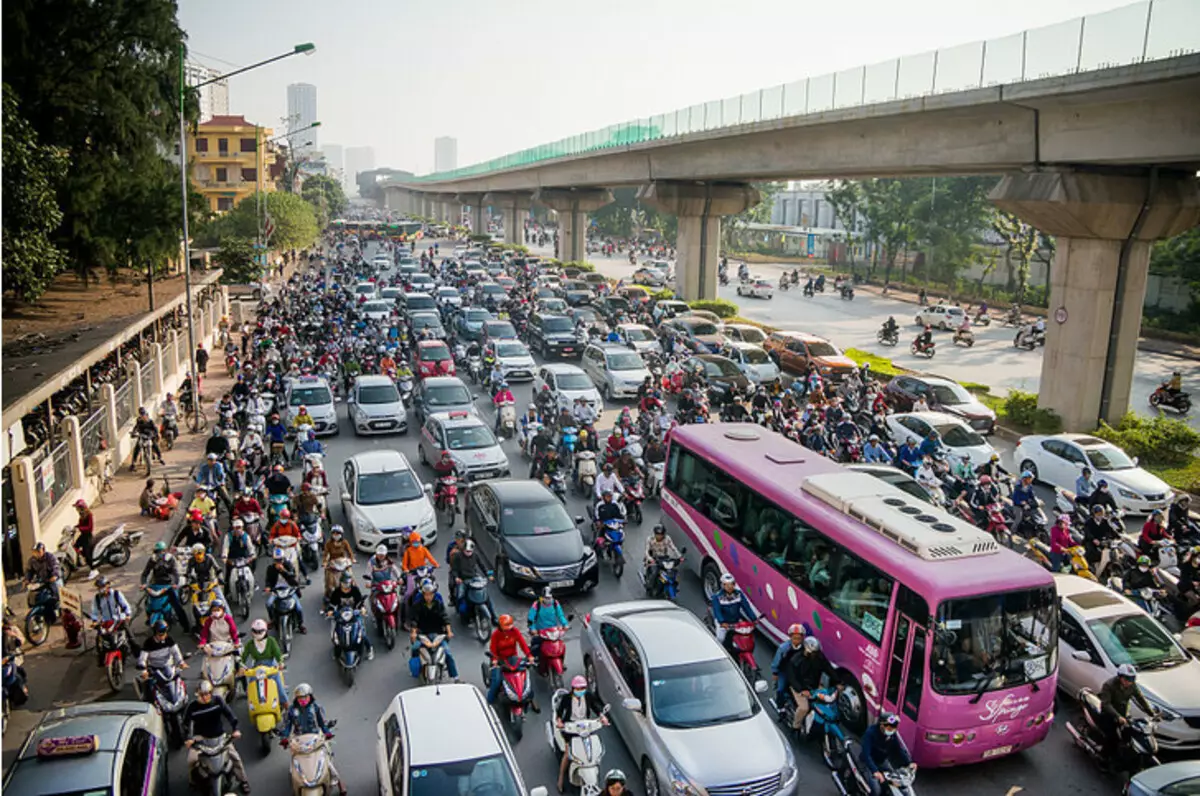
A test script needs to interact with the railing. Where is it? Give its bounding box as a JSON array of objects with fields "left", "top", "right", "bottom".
[
  {"left": 411, "top": 0, "right": 1199, "bottom": 183},
  {"left": 114, "top": 380, "right": 134, "bottom": 429},
  {"left": 80, "top": 406, "right": 109, "bottom": 462},
  {"left": 45, "top": 441, "right": 72, "bottom": 517},
  {"left": 140, "top": 361, "right": 156, "bottom": 403}
]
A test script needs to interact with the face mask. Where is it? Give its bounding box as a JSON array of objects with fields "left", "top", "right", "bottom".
[
  {"left": 882, "top": 728, "right": 896, "bottom": 738},
  {"left": 573, "top": 690, "right": 587, "bottom": 698},
  {"left": 1139, "top": 566, "right": 1150, "bottom": 572}
]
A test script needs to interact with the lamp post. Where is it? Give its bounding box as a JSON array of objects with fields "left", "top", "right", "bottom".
[{"left": 177, "top": 42, "right": 314, "bottom": 431}]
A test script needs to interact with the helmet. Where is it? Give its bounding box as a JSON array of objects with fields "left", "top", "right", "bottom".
[
  {"left": 653, "top": 524, "right": 666, "bottom": 536},
  {"left": 376, "top": 545, "right": 388, "bottom": 556},
  {"left": 528, "top": 403, "right": 538, "bottom": 411},
  {"left": 979, "top": 475, "right": 992, "bottom": 485},
  {"left": 272, "top": 548, "right": 285, "bottom": 560},
  {"left": 210, "top": 598, "right": 226, "bottom": 611},
  {"left": 197, "top": 680, "right": 214, "bottom": 695},
  {"left": 1091, "top": 503, "right": 1105, "bottom": 514},
  {"left": 206, "top": 453, "right": 218, "bottom": 461},
  {"left": 1020, "top": 470, "right": 1033, "bottom": 480},
  {"left": 152, "top": 618, "right": 170, "bottom": 634},
  {"left": 74, "top": 498, "right": 89, "bottom": 509},
  {"left": 804, "top": 637, "right": 821, "bottom": 653},
  {"left": 1117, "top": 663, "right": 1137, "bottom": 679},
  {"left": 293, "top": 683, "right": 313, "bottom": 699},
  {"left": 339, "top": 572, "right": 354, "bottom": 587},
  {"left": 420, "top": 580, "right": 436, "bottom": 594},
  {"left": 497, "top": 614, "right": 515, "bottom": 630},
  {"left": 330, "top": 525, "right": 343, "bottom": 536},
  {"left": 408, "top": 531, "right": 422, "bottom": 545},
  {"left": 1137, "top": 555, "right": 1152, "bottom": 567},
  {"left": 1097, "top": 479, "right": 1108, "bottom": 488},
  {"left": 604, "top": 770, "right": 627, "bottom": 786},
  {"left": 571, "top": 675, "right": 588, "bottom": 690},
  {"left": 192, "top": 543, "right": 206, "bottom": 556},
  {"left": 251, "top": 619, "right": 268, "bottom": 634},
  {"left": 879, "top": 711, "right": 901, "bottom": 728},
  {"left": 989, "top": 453, "right": 1000, "bottom": 462},
  {"left": 787, "top": 623, "right": 806, "bottom": 637},
  {"left": 719, "top": 573, "right": 736, "bottom": 587},
  {"left": 462, "top": 540, "right": 475, "bottom": 554},
  {"left": 279, "top": 509, "right": 291, "bottom": 520},
  {"left": 232, "top": 518, "right": 244, "bottom": 528},
  {"left": 154, "top": 541, "right": 167, "bottom": 552}
]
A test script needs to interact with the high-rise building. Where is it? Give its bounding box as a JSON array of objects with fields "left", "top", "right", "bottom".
[
  {"left": 344, "top": 146, "right": 376, "bottom": 195},
  {"left": 286, "top": 83, "right": 318, "bottom": 156},
  {"left": 184, "top": 61, "right": 229, "bottom": 123},
  {"left": 434, "top": 136, "right": 457, "bottom": 172},
  {"left": 323, "top": 144, "right": 344, "bottom": 186}
]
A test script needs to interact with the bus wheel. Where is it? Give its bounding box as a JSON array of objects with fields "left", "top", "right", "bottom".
[
  {"left": 839, "top": 673, "right": 868, "bottom": 734},
  {"left": 701, "top": 561, "right": 722, "bottom": 602}
]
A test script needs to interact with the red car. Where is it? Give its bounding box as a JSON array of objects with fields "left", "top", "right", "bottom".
[{"left": 415, "top": 340, "right": 456, "bottom": 379}]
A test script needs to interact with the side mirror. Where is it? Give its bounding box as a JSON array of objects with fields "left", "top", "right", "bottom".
[
  {"left": 530, "top": 788, "right": 550, "bottom": 796},
  {"left": 754, "top": 680, "right": 769, "bottom": 694},
  {"left": 622, "top": 697, "right": 643, "bottom": 713},
  {"left": 423, "top": 483, "right": 434, "bottom": 495},
  {"left": 485, "top": 523, "right": 498, "bottom": 534},
  {"left": 574, "top": 515, "right": 585, "bottom": 525},
  {"left": 1070, "top": 649, "right": 1093, "bottom": 663},
  {"left": 1132, "top": 456, "right": 1139, "bottom": 466},
  {"left": 679, "top": 546, "right": 688, "bottom": 556},
  {"left": 473, "top": 394, "right": 481, "bottom": 401}
]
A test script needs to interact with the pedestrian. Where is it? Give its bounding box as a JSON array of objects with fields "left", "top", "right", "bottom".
[
  {"left": 195, "top": 343, "right": 209, "bottom": 376},
  {"left": 73, "top": 499, "right": 97, "bottom": 577}
]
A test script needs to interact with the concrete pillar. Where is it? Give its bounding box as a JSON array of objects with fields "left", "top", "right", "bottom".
[
  {"left": 637, "top": 181, "right": 760, "bottom": 301},
  {"left": 151, "top": 343, "right": 165, "bottom": 395},
  {"left": 127, "top": 360, "right": 143, "bottom": 418},
  {"left": 167, "top": 329, "right": 181, "bottom": 377},
  {"left": 100, "top": 384, "right": 119, "bottom": 456},
  {"left": 991, "top": 171, "right": 1200, "bottom": 431},
  {"left": 457, "top": 194, "right": 486, "bottom": 235},
  {"left": 10, "top": 456, "right": 42, "bottom": 555},
  {"left": 485, "top": 192, "right": 533, "bottom": 246},
  {"left": 533, "top": 188, "right": 613, "bottom": 264},
  {"left": 61, "top": 415, "right": 86, "bottom": 492}
]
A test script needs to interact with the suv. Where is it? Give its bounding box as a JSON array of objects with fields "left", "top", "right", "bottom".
[
  {"left": 527, "top": 313, "right": 582, "bottom": 359},
  {"left": 915, "top": 304, "right": 966, "bottom": 330},
  {"left": 285, "top": 374, "right": 339, "bottom": 436},
  {"left": 763, "top": 331, "right": 856, "bottom": 381},
  {"left": 456, "top": 308, "right": 494, "bottom": 342},
  {"left": 340, "top": 450, "right": 437, "bottom": 552},
  {"left": 375, "top": 684, "right": 547, "bottom": 796},
  {"left": 418, "top": 411, "right": 510, "bottom": 481},
  {"left": 581, "top": 343, "right": 651, "bottom": 400},
  {"left": 884, "top": 374, "right": 996, "bottom": 434},
  {"left": 399, "top": 292, "right": 437, "bottom": 314}
]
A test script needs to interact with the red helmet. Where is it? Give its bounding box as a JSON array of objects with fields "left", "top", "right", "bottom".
[
  {"left": 497, "top": 614, "right": 515, "bottom": 630},
  {"left": 279, "top": 509, "right": 291, "bottom": 519}
]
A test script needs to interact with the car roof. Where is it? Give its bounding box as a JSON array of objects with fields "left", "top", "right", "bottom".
[
  {"left": 617, "top": 323, "right": 652, "bottom": 331},
  {"left": 725, "top": 323, "right": 760, "bottom": 332},
  {"left": 693, "top": 353, "right": 736, "bottom": 364},
  {"left": 897, "top": 411, "right": 970, "bottom": 427},
  {"left": 1053, "top": 574, "right": 1142, "bottom": 618},
  {"left": 725, "top": 341, "right": 763, "bottom": 351},
  {"left": 483, "top": 478, "right": 558, "bottom": 504},
  {"left": 354, "top": 374, "right": 397, "bottom": 388},
  {"left": 542, "top": 362, "right": 587, "bottom": 375},
  {"left": 594, "top": 343, "right": 637, "bottom": 355},
  {"left": 420, "top": 376, "right": 469, "bottom": 389},
  {"left": 1130, "top": 761, "right": 1200, "bottom": 792},
  {"left": 773, "top": 330, "right": 825, "bottom": 342},
  {"left": 349, "top": 449, "right": 411, "bottom": 474},
  {"left": 593, "top": 602, "right": 724, "bottom": 667},
  {"left": 430, "top": 411, "right": 487, "bottom": 429},
  {"left": 398, "top": 685, "right": 503, "bottom": 765},
  {"left": 288, "top": 375, "right": 331, "bottom": 390}
]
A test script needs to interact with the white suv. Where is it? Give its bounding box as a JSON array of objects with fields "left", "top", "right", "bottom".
[
  {"left": 581, "top": 343, "right": 651, "bottom": 400},
  {"left": 284, "top": 375, "right": 339, "bottom": 436}
]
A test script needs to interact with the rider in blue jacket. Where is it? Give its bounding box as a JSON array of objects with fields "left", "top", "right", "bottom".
[
  {"left": 917, "top": 431, "right": 943, "bottom": 460},
  {"left": 861, "top": 712, "right": 915, "bottom": 796},
  {"left": 770, "top": 624, "right": 808, "bottom": 703},
  {"left": 527, "top": 587, "right": 569, "bottom": 661},
  {"left": 709, "top": 573, "right": 759, "bottom": 654},
  {"left": 896, "top": 438, "right": 923, "bottom": 474}
]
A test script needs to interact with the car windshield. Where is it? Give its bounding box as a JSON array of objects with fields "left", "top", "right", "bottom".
[
  {"left": 408, "top": 753, "right": 522, "bottom": 796},
  {"left": 740, "top": 348, "right": 770, "bottom": 365},
  {"left": 424, "top": 385, "right": 470, "bottom": 407},
  {"left": 929, "top": 383, "right": 971, "bottom": 405},
  {"left": 420, "top": 345, "right": 451, "bottom": 362},
  {"left": 649, "top": 658, "right": 761, "bottom": 729},
  {"left": 495, "top": 342, "right": 528, "bottom": 358},
  {"left": 555, "top": 372, "right": 592, "bottom": 391},
  {"left": 445, "top": 425, "right": 496, "bottom": 450},
  {"left": 703, "top": 358, "right": 741, "bottom": 378},
  {"left": 362, "top": 301, "right": 390, "bottom": 313},
  {"left": 482, "top": 285, "right": 504, "bottom": 294},
  {"left": 1087, "top": 613, "right": 1190, "bottom": 670},
  {"left": 541, "top": 299, "right": 567, "bottom": 311},
  {"left": 606, "top": 352, "right": 645, "bottom": 371},
  {"left": 931, "top": 586, "right": 1058, "bottom": 696},
  {"left": 936, "top": 423, "right": 985, "bottom": 448},
  {"left": 411, "top": 315, "right": 440, "bottom": 329},
  {"left": 438, "top": 288, "right": 458, "bottom": 298},
  {"left": 624, "top": 327, "right": 654, "bottom": 342},
  {"left": 406, "top": 298, "right": 436, "bottom": 310},
  {"left": 605, "top": 297, "right": 630, "bottom": 310},
  {"left": 356, "top": 470, "right": 423, "bottom": 505},
  {"left": 502, "top": 500, "right": 575, "bottom": 536},
  {"left": 355, "top": 284, "right": 375, "bottom": 294},
  {"left": 290, "top": 386, "right": 332, "bottom": 406},
  {"left": 806, "top": 341, "right": 840, "bottom": 358},
  {"left": 487, "top": 323, "right": 517, "bottom": 338},
  {"left": 687, "top": 322, "right": 720, "bottom": 336},
  {"left": 543, "top": 317, "right": 574, "bottom": 333},
  {"left": 735, "top": 328, "right": 765, "bottom": 344},
  {"left": 465, "top": 310, "right": 490, "bottom": 323},
  {"left": 1084, "top": 444, "right": 1136, "bottom": 471},
  {"left": 571, "top": 310, "right": 598, "bottom": 323},
  {"left": 358, "top": 384, "right": 400, "bottom": 404}
]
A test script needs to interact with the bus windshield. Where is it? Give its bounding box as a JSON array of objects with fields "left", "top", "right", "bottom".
[{"left": 931, "top": 586, "right": 1058, "bottom": 696}]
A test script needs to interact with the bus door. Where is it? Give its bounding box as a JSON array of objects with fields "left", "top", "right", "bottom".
[{"left": 882, "top": 586, "right": 929, "bottom": 724}]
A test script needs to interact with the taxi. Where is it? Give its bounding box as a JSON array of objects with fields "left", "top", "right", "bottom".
[
  {"left": 414, "top": 339, "right": 456, "bottom": 379},
  {"left": 418, "top": 411, "right": 510, "bottom": 482}
]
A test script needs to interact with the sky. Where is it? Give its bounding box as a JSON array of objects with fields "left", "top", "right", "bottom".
[{"left": 177, "top": 0, "right": 1140, "bottom": 176}]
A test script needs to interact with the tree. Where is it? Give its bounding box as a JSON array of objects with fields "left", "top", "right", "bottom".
[
  {"left": 220, "top": 192, "right": 320, "bottom": 251},
  {"left": 1, "top": 85, "right": 69, "bottom": 303},
  {"left": 3, "top": 0, "right": 193, "bottom": 285},
  {"left": 991, "top": 210, "right": 1042, "bottom": 301},
  {"left": 723, "top": 181, "right": 783, "bottom": 251},
  {"left": 858, "top": 179, "right": 923, "bottom": 283},
  {"left": 213, "top": 238, "right": 260, "bottom": 284},
  {"left": 301, "top": 174, "right": 347, "bottom": 226},
  {"left": 825, "top": 181, "right": 862, "bottom": 266},
  {"left": 911, "top": 176, "right": 993, "bottom": 284}
]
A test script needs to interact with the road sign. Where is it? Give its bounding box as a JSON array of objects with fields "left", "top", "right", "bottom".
[
  {"left": 264, "top": 215, "right": 276, "bottom": 241},
  {"left": 61, "top": 588, "right": 82, "bottom": 618}
]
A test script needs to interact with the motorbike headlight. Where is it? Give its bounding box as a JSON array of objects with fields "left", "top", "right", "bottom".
[
  {"left": 508, "top": 561, "right": 536, "bottom": 578},
  {"left": 667, "top": 762, "right": 700, "bottom": 796}
]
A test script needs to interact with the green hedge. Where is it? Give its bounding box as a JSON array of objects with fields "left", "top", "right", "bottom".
[
  {"left": 688, "top": 298, "right": 739, "bottom": 319},
  {"left": 1003, "top": 390, "right": 1063, "bottom": 434},
  {"left": 1094, "top": 413, "right": 1200, "bottom": 468},
  {"left": 844, "top": 349, "right": 906, "bottom": 380},
  {"left": 650, "top": 289, "right": 676, "bottom": 302},
  {"left": 561, "top": 260, "right": 595, "bottom": 273},
  {"left": 469, "top": 233, "right": 491, "bottom": 243}
]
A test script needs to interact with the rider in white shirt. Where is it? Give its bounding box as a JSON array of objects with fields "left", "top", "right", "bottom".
[
  {"left": 915, "top": 458, "right": 943, "bottom": 493},
  {"left": 593, "top": 464, "right": 624, "bottom": 501},
  {"left": 572, "top": 399, "right": 597, "bottom": 427}
]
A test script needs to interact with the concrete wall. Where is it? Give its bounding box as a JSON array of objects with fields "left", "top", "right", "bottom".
[{"left": 958, "top": 257, "right": 1195, "bottom": 312}]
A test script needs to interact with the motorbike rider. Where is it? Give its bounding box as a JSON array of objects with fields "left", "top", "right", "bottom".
[
  {"left": 1163, "top": 370, "right": 1184, "bottom": 400},
  {"left": 129, "top": 407, "right": 165, "bottom": 470},
  {"left": 449, "top": 539, "right": 496, "bottom": 619},
  {"left": 91, "top": 575, "right": 136, "bottom": 662},
  {"left": 1089, "top": 479, "right": 1120, "bottom": 515},
  {"left": 264, "top": 548, "right": 307, "bottom": 635},
  {"left": 321, "top": 526, "right": 356, "bottom": 590},
  {"left": 136, "top": 618, "right": 187, "bottom": 701},
  {"left": 25, "top": 541, "right": 63, "bottom": 605},
  {"left": 204, "top": 425, "right": 231, "bottom": 461},
  {"left": 1074, "top": 467, "right": 1097, "bottom": 509},
  {"left": 1138, "top": 509, "right": 1173, "bottom": 557},
  {"left": 221, "top": 520, "right": 256, "bottom": 592},
  {"left": 407, "top": 580, "right": 459, "bottom": 680},
  {"left": 239, "top": 618, "right": 287, "bottom": 712},
  {"left": 324, "top": 571, "right": 374, "bottom": 662},
  {"left": 534, "top": 384, "right": 557, "bottom": 418},
  {"left": 367, "top": 545, "right": 402, "bottom": 583},
  {"left": 198, "top": 598, "right": 240, "bottom": 656},
  {"left": 554, "top": 674, "right": 609, "bottom": 793},
  {"left": 296, "top": 483, "right": 322, "bottom": 525},
  {"left": 1097, "top": 664, "right": 1159, "bottom": 764},
  {"left": 862, "top": 434, "right": 892, "bottom": 465},
  {"left": 527, "top": 586, "right": 569, "bottom": 663},
  {"left": 783, "top": 636, "right": 839, "bottom": 731},
  {"left": 594, "top": 463, "right": 624, "bottom": 500},
  {"left": 486, "top": 614, "right": 534, "bottom": 706},
  {"left": 915, "top": 324, "right": 933, "bottom": 353},
  {"left": 492, "top": 381, "right": 516, "bottom": 432},
  {"left": 264, "top": 413, "right": 288, "bottom": 460},
  {"left": 615, "top": 448, "right": 642, "bottom": 486},
  {"left": 896, "top": 438, "right": 923, "bottom": 474},
  {"left": 643, "top": 524, "right": 682, "bottom": 588},
  {"left": 770, "top": 624, "right": 808, "bottom": 705},
  {"left": 593, "top": 491, "right": 626, "bottom": 538},
  {"left": 233, "top": 488, "right": 263, "bottom": 522},
  {"left": 532, "top": 445, "right": 565, "bottom": 484},
  {"left": 861, "top": 712, "right": 916, "bottom": 796},
  {"left": 709, "top": 573, "right": 759, "bottom": 654},
  {"left": 278, "top": 684, "right": 344, "bottom": 795},
  {"left": 195, "top": 453, "right": 231, "bottom": 511},
  {"left": 1124, "top": 556, "right": 1163, "bottom": 611},
  {"left": 519, "top": 404, "right": 543, "bottom": 442},
  {"left": 183, "top": 680, "right": 251, "bottom": 794},
  {"left": 268, "top": 510, "right": 309, "bottom": 580},
  {"left": 915, "top": 457, "right": 943, "bottom": 498},
  {"left": 1168, "top": 494, "right": 1198, "bottom": 541},
  {"left": 1081, "top": 503, "right": 1121, "bottom": 570},
  {"left": 1010, "top": 471, "right": 1039, "bottom": 534},
  {"left": 401, "top": 531, "right": 438, "bottom": 573},
  {"left": 975, "top": 452, "right": 1005, "bottom": 482}
]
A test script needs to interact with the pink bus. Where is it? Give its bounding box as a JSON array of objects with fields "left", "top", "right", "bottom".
[{"left": 661, "top": 424, "right": 1058, "bottom": 767}]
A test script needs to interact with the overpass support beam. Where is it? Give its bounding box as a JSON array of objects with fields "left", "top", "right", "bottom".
[
  {"left": 637, "top": 181, "right": 760, "bottom": 301},
  {"left": 457, "top": 193, "right": 487, "bottom": 235},
  {"left": 991, "top": 171, "right": 1200, "bottom": 432},
  {"left": 484, "top": 192, "right": 532, "bottom": 246},
  {"left": 534, "top": 188, "right": 614, "bottom": 263}
]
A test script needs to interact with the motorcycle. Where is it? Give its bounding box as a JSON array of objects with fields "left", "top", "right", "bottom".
[
  {"left": 1149, "top": 386, "right": 1191, "bottom": 415},
  {"left": 645, "top": 460, "right": 665, "bottom": 499},
  {"left": 189, "top": 580, "right": 224, "bottom": 633},
  {"left": 200, "top": 640, "right": 239, "bottom": 701},
  {"left": 484, "top": 655, "right": 535, "bottom": 741},
  {"left": 189, "top": 733, "right": 236, "bottom": 796},
  {"left": 910, "top": 339, "right": 935, "bottom": 359},
  {"left": 972, "top": 311, "right": 992, "bottom": 327},
  {"left": 300, "top": 515, "right": 323, "bottom": 573},
  {"left": 160, "top": 417, "right": 179, "bottom": 450},
  {"left": 239, "top": 512, "right": 266, "bottom": 557},
  {"left": 459, "top": 575, "right": 495, "bottom": 642},
  {"left": 574, "top": 450, "right": 598, "bottom": 497},
  {"left": 324, "top": 557, "right": 353, "bottom": 598},
  {"left": 243, "top": 663, "right": 284, "bottom": 754},
  {"left": 329, "top": 604, "right": 367, "bottom": 687},
  {"left": 952, "top": 328, "right": 975, "bottom": 347},
  {"left": 397, "top": 376, "right": 414, "bottom": 407},
  {"left": 622, "top": 478, "right": 645, "bottom": 525},
  {"left": 1014, "top": 324, "right": 1045, "bottom": 350},
  {"left": 840, "top": 285, "right": 855, "bottom": 301},
  {"left": 416, "top": 633, "right": 449, "bottom": 685},
  {"left": 85, "top": 523, "right": 143, "bottom": 572},
  {"left": 728, "top": 619, "right": 761, "bottom": 681},
  {"left": 533, "top": 626, "right": 568, "bottom": 692},
  {"left": 640, "top": 550, "right": 686, "bottom": 601},
  {"left": 1002, "top": 307, "right": 1023, "bottom": 327},
  {"left": 369, "top": 576, "right": 401, "bottom": 650},
  {"left": 546, "top": 692, "right": 611, "bottom": 796},
  {"left": 1065, "top": 687, "right": 1171, "bottom": 776},
  {"left": 877, "top": 328, "right": 899, "bottom": 347},
  {"left": 545, "top": 470, "right": 568, "bottom": 504},
  {"left": 287, "top": 728, "right": 338, "bottom": 796},
  {"left": 593, "top": 519, "right": 626, "bottom": 578},
  {"left": 268, "top": 585, "right": 302, "bottom": 656},
  {"left": 94, "top": 619, "right": 132, "bottom": 693},
  {"left": 434, "top": 474, "right": 460, "bottom": 527},
  {"left": 2, "top": 652, "right": 28, "bottom": 718},
  {"left": 521, "top": 422, "right": 544, "bottom": 459},
  {"left": 498, "top": 401, "right": 518, "bottom": 439},
  {"left": 22, "top": 582, "right": 59, "bottom": 646},
  {"left": 228, "top": 557, "right": 255, "bottom": 620},
  {"left": 141, "top": 659, "right": 188, "bottom": 748},
  {"left": 801, "top": 688, "right": 864, "bottom": 776},
  {"left": 267, "top": 493, "right": 290, "bottom": 527}
]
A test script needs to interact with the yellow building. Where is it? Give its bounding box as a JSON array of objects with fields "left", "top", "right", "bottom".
[{"left": 188, "top": 115, "right": 279, "bottom": 213}]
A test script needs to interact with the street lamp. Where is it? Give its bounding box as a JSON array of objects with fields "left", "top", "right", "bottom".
[{"left": 176, "top": 42, "right": 315, "bottom": 431}]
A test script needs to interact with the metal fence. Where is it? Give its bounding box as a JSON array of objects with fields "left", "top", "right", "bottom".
[
  {"left": 44, "top": 441, "right": 73, "bottom": 517},
  {"left": 140, "top": 361, "right": 156, "bottom": 404},
  {"left": 30, "top": 448, "right": 49, "bottom": 517},
  {"left": 114, "top": 379, "right": 134, "bottom": 429},
  {"left": 412, "top": 0, "right": 1200, "bottom": 182},
  {"left": 80, "top": 405, "right": 109, "bottom": 462}
]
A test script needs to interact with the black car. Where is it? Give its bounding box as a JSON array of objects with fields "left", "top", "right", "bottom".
[
  {"left": 465, "top": 480, "right": 598, "bottom": 597},
  {"left": 682, "top": 354, "right": 751, "bottom": 395},
  {"left": 593, "top": 296, "right": 631, "bottom": 324},
  {"left": 527, "top": 313, "right": 583, "bottom": 359}
]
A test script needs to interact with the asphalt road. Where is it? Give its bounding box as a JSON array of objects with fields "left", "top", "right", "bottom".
[{"left": 547, "top": 245, "right": 1197, "bottom": 431}]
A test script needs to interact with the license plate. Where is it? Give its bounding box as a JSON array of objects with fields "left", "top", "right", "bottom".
[
  {"left": 982, "top": 745, "right": 1013, "bottom": 758},
  {"left": 561, "top": 347, "right": 574, "bottom": 353},
  {"left": 549, "top": 580, "right": 573, "bottom": 589}
]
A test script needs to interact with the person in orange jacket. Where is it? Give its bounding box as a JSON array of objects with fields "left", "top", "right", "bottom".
[
  {"left": 268, "top": 509, "right": 309, "bottom": 579},
  {"left": 401, "top": 531, "right": 438, "bottom": 573}
]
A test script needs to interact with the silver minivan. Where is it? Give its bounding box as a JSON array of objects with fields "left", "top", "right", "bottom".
[{"left": 581, "top": 343, "right": 651, "bottom": 401}]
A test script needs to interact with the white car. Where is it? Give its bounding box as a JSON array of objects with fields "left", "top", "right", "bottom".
[
  {"left": 380, "top": 286, "right": 403, "bottom": 302},
  {"left": 533, "top": 363, "right": 603, "bottom": 414},
  {"left": 436, "top": 286, "right": 462, "bottom": 308},
  {"left": 361, "top": 299, "right": 392, "bottom": 322},
  {"left": 1014, "top": 433, "right": 1173, "bottom": 515},
  {"left": 885, "top": 411, "right": 997, "bottom": 468},
  {"left": 723, "top": 342, "right": 779, "bottom": 384},
  {"left": 371, "top": 255, "right": 391, "bottom": 270},
  {"left": 340, "top": 450, "right": 436, "bottom": 552},
  {"left": 418, "top": 411, "right": 511, "bottom": 482},
  {"left": 284, "top": 375, "right": 339, "bottom": 436},
  {"left": 354, "top": 282, "right": 378, "bottom": 300},
  {"left": 914, "top": 304, "right": 966, "bottom": 330},
  {"left": 489, "top": 339, "right": 536, "bottom": 382},
  {"left": 581, "top": 343, "right": 651, "bottom": 401},
  {"left": 348, "top": 375, "right": 407, "bottom": 436},
  {"left": 615, "top": 323, "right": 662, "bottom": 356},
  {"left": 1055, "top": 574, "right": 1200, "bottom": 753},
  {"left": 736, "top": 277, "right": 775, "bottom": 299},
  {"left": 723, "top": 323, "right": 768, "bottom": 346}
]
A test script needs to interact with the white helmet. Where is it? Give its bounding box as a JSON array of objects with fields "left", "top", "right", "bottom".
[{"left": 375, "top": 545, "right": 388, "bottom": 557}]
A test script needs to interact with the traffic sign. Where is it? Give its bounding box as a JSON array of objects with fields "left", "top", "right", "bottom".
[{"left": 264, "top": 214, "right": 276, "bottom": 241}]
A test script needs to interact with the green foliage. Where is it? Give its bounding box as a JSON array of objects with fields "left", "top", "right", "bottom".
[
  {"left": 843, "top": 349, "right": 905, "bottom": 380},
  {"left": 498, "top": 243, "right": 529, "bottom": 254},
  {"left": 650, "top": 289, "right": 676, "bottom": 302},
  {"left": 1, "top": 85, "right": 68, "bottom": 302},
  {"left": 722, "top": 182, "right": 784, "bottom": 249},
  {"left": 220, "top": 192, "right": 320, "bottom": 251},
  {"left": 1149, "top": 227, "right": 1200, "bottom": 282},
  {"left": 3, "top": 0, "right": 193, "bottom": 283},
  {"left": 301, "top": 175, "right": 347, "bottom": 225},
  {"left": 589, "top": 187, "right": 676, "bottom": 241},
  {"left": 1094, "top": 413, "right": 1200, "bottom": 468},
  {"left": 561, "top": 260, "right": 595, "bottom": 273},
  {"left": 214, "top": 238, "right": 261, "bottom": 284},
  {"left": 1004, "top": 390, "right": 1063, "bottom": 434},
  {"left": 688, "top": 298, "right": 739, "bottom": 319},
  {"left": 469, "top": 233, "right": 492, "bottom": 243},
  {"left": 911, "top": 177, "right": 993, "bottom": 283}
]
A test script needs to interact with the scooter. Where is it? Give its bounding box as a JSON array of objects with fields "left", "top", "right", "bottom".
[
  {"left": 876, "top": 328, "right": 899, "bottom": 347},
  {"left": 1014, "top": 324, "right": 1045, "bottom": 350},
  {"left": 287, "top": 727, "right": 338, "bottom": 796},
  {"left": 243, "top": 663, "right": 284, "bottom": 754},
  {"left": 498, "top": 401, "right": 518, "bottom": 439},
  {"left": 574, "top": 451, "right": 597, "bottom": 497},
  {"left": 1149, "top": 386, "right": 1191, "bottom": 415},
  {"left": 533, "top": 626, "right": 569, "bottom": 692},
  {"left": 2, "top": 653, "right": 29, "bottom": 717},
  {"left": 329, "top": 604, "right": 367, "bottom": 687},
  {"left": 397, "top": 375, "right": 414, "bottom": 407},
  {"left": 22, "top": 582, "right": 59, "bottom": 646},
  {"left": 300, "top": 515, "right": 323, "bottom": 573},
  {"left": 369, "top": 576, "right": 401, "bottom": 651},
  {"left": 840, "top": 285, "right": 855, "bottom": 301},
  {"left": 141, "top": 659, "right": 188, "bottom": 748},
  {"left": 546, "top": 692, "right": 611, "bottom": 796},
  {"left": 189, "top": 733, "right": 236, "bottom": 796},
  {"left": 324, "top": 557, "right": 353, "bottom": 598},
  {"left": 645, "top": 460, "right": 665, "bottom": 498},
  {"left": 459, "top": 575, "right": 495, "bottom": 642},
  {"left": 910, "top": 339, "right": 935, "bottom": 359},
  {"left": 267, "top": 494, "right": 290, "bottom": 527},
  {"left": 229, "top": 557, "right": 255, "bottom": 620},
  {"left": 521, "top": 422, "right": 544, "bottom": 459},
  {"left": 416, "top": 633, "right": 449, "bottom": 685},
  {"left": 268, "top": 585, "right": 302, "bottom": 656},
  {"left": 189, "top": 580, "right": 224, "bottom": 633},
  {"left": 729, "top": 619, "right": 761, "bottom": 681},
  {"left": 802, "top": 688, "right": 867, "bottom": 781},
  {"left": 593, "top": 519, "right": 626, "bottom": 578},
  {"left": 94, "top": 619, "right": 132, "bottom": 693},
  {"left": 622, "top": 478, "right": 645, "bottom": 526},
  {"left": 435, "top": 475, "right": 460, "bottom": 527},
  {"left": 952, "top": 328, "right": 975, "bottom": 347},
  {"left": 1065, "top": 687, "right": 1170, "bottom": 776},
  {"left": 484, "top": 655, "right": 535, "bottom": 741},
  {"left": 93, "top": 523, "right": 144, "bottom": 569},
  {"left": 200, "top": 640, "right": 239, "bottom": 701}
]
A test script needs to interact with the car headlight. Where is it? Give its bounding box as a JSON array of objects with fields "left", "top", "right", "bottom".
[
  {"left": 582, "top": 548, "right": 598, "bottom": 571},
  {"left": 1145, "top": 697, "right": 1181, "bottom": 722},
  {"left": 1116, "top": 487, "right": 1141, "bottom": 500},
  {"left": 781, "top": 763, "right": 797, "bottom": 785},
  {"left": 667, "top": 762, "right": 700, "bottom": 796},
  {"left": 508, "top": 561, "right": 536, "bottom": 578},
  {"left": 418, "top": 513, "right": 437, "bottom": 535},
  {"left": 360, "top": 519, "right": 378, "bottom": 538}
]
